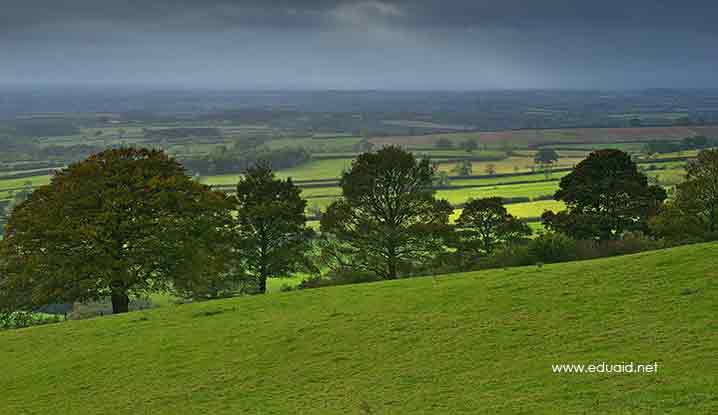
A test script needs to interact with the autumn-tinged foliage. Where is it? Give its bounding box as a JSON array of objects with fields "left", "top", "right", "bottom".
[
  {"left": 321, "top": 146, "right": 453, "bottom": 279},
  {"left": 542, "top": 149, "right": 666, "bottom": 240},
  {"left": 0, "top": 148, "right": 234, "bottom": 314}
]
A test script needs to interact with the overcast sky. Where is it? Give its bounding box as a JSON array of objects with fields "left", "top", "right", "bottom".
[{"left": 2, "top": 1, "right": 717, "bottom": 89}]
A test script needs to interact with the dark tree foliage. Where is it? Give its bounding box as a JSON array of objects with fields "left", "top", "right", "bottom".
[
  {"left": 0, "top": 148, "right": 235, "bottom": 314},
  {"left": 320, "top": 146, "right": 453, "bottom": 280},
  {"left": 678, "top": 149, "right": 718, "bottom": 231},
  {"left": 143, "top": 127, "right": 222, "bottom": 140},
  {"left": 235, "top": 162, "right": 314, "bottom": 294},
  {"left": 534, "top": 148, "right": 560, "bottom": 165},
  {"left": 535, "top": 148, "right": 560, "bottom": 178},
  {"left": 654, "top": 149, "right": 718, "bottom": 239},
  {"left": 459, "top": 139, "right": 479, "bottom": 153},
  {"left": 542, "top": 149, "right": 666, "bottom": 240},
  {"left": 452, "top": 160, "right": 473, "bottom": 177},
  {"left": 182, "top": 147, "right": 311, "bottom": 176},
  {"left": 454, "top": 197, "right": 532, "bottom": 257},
  {"left": 434, "top": 138, "right": 454, "bottom": 149},
  {"left": 643, "top": 136, "right": 718, "bottom": 155}
]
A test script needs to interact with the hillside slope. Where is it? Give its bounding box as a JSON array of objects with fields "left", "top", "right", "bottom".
[{"left": 1, "top": 243, "right": 717, "bottom": 414}]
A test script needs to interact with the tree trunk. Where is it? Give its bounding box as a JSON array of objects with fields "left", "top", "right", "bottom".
[
  {"left": 111, "top": 291, "right": 129, "bottom": 314},
  {"left": 257, "top": 275, "right": 268, "bottom": 294},
  {"left": 387, "top": 246, "right": 398, "bottom": 280}
]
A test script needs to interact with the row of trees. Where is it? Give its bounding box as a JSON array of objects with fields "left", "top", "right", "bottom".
[
  {"left": 0, "top": 149, "right": 314, "bottom": 315},
  {"left": 434, "top": 138, "right": 480, "bottom": 152},
  {"left": 182, "top": 146, "right": 311, "bottom": 176},
  {"left": 2, "top": 146, "right": 716, "bottom": 318},
  {"left": 643, "top": 136, "right": 718, "bottom": 156}
]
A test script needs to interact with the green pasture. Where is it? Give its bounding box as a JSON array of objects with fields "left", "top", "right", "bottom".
[
  {"left": 437, "top": 182, "right": 559, "bottom": 205},
  {"left": 2, "top": 242, "right": 716, "bottom": 413}
]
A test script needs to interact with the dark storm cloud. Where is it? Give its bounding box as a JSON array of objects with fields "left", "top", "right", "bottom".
[
  {"left": 1, "top": 1, "right": 717, "bottom": 89},
  {"left": 3, "top": 0, "right": 716, "bottom": 33}
]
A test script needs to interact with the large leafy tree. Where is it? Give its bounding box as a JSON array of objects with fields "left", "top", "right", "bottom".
[
  {"left": 321, "top": 146, "right": 453, "bottom": 279},
  {"left": 651, "top": 149, "right": 718, "bottom": 240},
  {"left": 454, "top": 197, "right": 532, "bottom": 257},
  {"left": 535, "top": 148, "right": 560, "bottom": 179},
  {"left": 542, "top": 149, "right": 666, "bottom": 240},
  {"left": 534, "top": 148, "right": 559, "bottom": 165},
  {"left": 234, "top": 162, "right": 314, "bottom": 294},
  {"left": 0, "top": 148, "right": 234, "bottom": 314},
  {"left": 452, "top": 160, "right": 473, "bottom": 177},
  {"left": 675, "top": 149, "right": 718, "bottom": 232}
]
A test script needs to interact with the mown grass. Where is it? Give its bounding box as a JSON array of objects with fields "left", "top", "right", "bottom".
[
  {"left": 276, "top": 159, "right": 354, "bottom": 181},
  {"left": 0, "top": 175, "right": 51, "bottom": 192},
  {"left": 450, "top": 170, "right": 567, "bottom": 187},
  {"left": 506, "top": 200, "right": 565, "bottom": 218},
  {"left": 1, "top": 243, "right": 717, "bottom": 414},
  {"left": 450, "top": 200, "right": 563, "bottom": 223},
  {"left": 437, "top": 181, "right": 559, "bottom": 205},
  {"left": 436, "top": 156, "right": 583, "bottom": 175}
]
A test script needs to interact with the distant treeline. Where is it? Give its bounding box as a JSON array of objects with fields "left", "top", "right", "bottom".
[
  {"left": 143, "top": 128, "right": 222, "bottom": 140},
  {"left": 644, "top": 136, "right": 718, "bottom": 154},
  {"left": 182, "top": 147, "right": 311, "bottom": 176},
  {"left": 6, "top": 119, "right": 81, "bottom": 137},
  {"left": 38, "top": 144, "right": 104, "bottom": 160}
]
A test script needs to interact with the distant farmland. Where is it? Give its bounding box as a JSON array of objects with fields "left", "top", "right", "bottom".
[{"left": 371, "top": 126, "right": 718, "bottom": 148}]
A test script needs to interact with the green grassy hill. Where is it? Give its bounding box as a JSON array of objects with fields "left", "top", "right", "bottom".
[{"left": 2, "top": 243, "right": 717, "bottom": 414}]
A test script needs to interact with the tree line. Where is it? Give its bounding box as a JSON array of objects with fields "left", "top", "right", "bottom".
[{"left": 1, "top": 145, "right": 717, "bottom": 322}]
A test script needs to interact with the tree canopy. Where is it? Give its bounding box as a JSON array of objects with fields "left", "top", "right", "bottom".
[
  {"left": 454, "top": 197, "right": 532, "bottom": 257},
  {"left": 534, "top": 148, "right": 559, "bottom": 165},
  {"left": 459, "top": 139, "right": 479, "bottom": 153},
  {"left": 234, "top": 162, "right": 314, "bottom": 294},
  {"left": 0, "top": 148, "right": 234, "bottom": 314},
  {"left": 542, "top": 149, "right": 666, "bottom": 240},
  {"left": 452, "top": 160, "right": 473, "bottom": 177},
  {"left": 320, "top": 146, "right": 453, "bottom": 279},
  {"left": 653, "top": 149, "right": 718, "bottom": 240}
]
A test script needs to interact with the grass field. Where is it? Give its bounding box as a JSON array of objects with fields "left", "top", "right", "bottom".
[
  {"left": 450, "top": 200, "right": 563, "bottom": 223},
  {"left": 450, "top": 170, "right": 567, "bottom": 187},
  {"left": 276, "top": 159, "right": 353, "bottom": 181},
  {"left": 437, "top": 181, "right": 559, "bottom": 205},
  {"left": 302, "top": 185, "right": 562, "bottom": 215},
  {"left": 0, "top": 174, "right": 51, "bottom": 191},
  {"left": 436, "top": 156, "right": 582, "bottom": 175},
  {"left": 506, "top": 200, "right": 565, "bottom": 218},
  {"left": 1, "top": 242, "right": 716, "bottom": 414}
]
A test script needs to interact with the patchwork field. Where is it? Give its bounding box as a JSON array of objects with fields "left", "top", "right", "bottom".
[
  {"left": 370, "top": 126, "right": 718, "bottom": 148},
  {"left": 2, "top": 242, "right": 716, "bottom": 414},
  {"left": 437, "top": 182, "right": 559, "bottom": 205}
]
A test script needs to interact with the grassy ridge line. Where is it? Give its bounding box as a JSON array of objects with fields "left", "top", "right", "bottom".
[{"left": 1, "top": 243, "right": 717, "bottom": 414}]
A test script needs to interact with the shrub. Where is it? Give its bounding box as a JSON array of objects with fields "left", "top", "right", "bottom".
[
  {"left": 531, "top": 194, "right": 555, "bottom": 202},
  {"left": 299, "top": 269, "right": 382, "bottom": 290},
  {"left": 0, "top": 311, "right": 63, "bottom": 330},
  {"left": 481, "top": 243, "right": 536, "bottom": 269},
  {"left": 528, "top": 233, "right": 577, "bottom": 264},
  {"left": 575, "top": 232, "right": 665, "bottom": 259},
  {"left": 502, "top": 196, "right": 531, "bottom": 204},
  {"left": 434, "top": 138, "right": 454, "bottom": 149}
]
